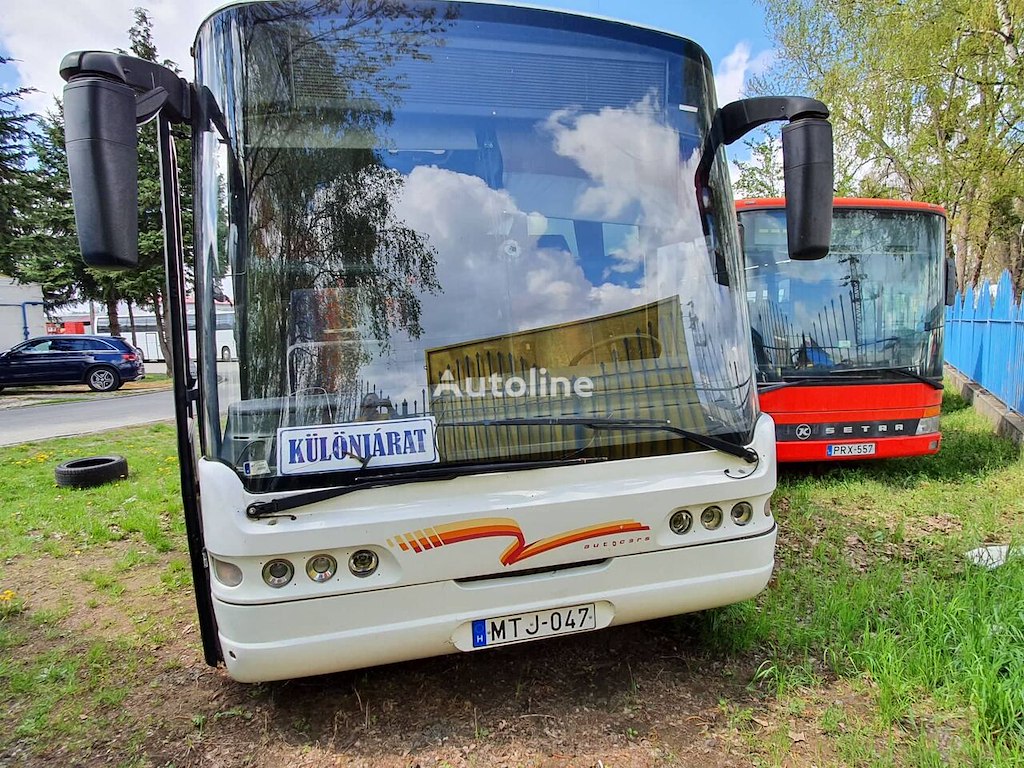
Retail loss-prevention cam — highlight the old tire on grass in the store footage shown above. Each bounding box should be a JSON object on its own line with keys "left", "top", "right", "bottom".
{"left": 55, "top": 455, "right": 129, "bottom": 488}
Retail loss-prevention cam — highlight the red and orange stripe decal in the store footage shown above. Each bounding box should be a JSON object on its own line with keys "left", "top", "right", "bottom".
{"left": 387, "top": 517, "right": 650, "bottom": 566}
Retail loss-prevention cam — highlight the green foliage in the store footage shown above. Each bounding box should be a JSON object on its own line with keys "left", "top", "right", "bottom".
{"left": 0, "top": 423, "right": 185, "bottom": 560}
{"left": 691, "top": 390, "right": 1024, "bottom": 761}
{"left": 755, "top": 0, "right": 1024, "bottom": 292}
{"left": 7, "top": 9, "right": 192, "bottom": 368}
{"left": 0, "top": 57, "right": 36, "bottom": 276}
{"left": 734, "top": 128, "right": 784, "bottom": 199}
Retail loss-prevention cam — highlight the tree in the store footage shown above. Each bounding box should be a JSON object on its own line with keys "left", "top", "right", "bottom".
{"left": 113, "top": 6, "right": 194, "bottom": 371}
{"left": 734, "top": 129, "right": 784, "bottom": 199}
{"left": 0, "top": 57, "right": 35, "bottom": 276}
{"left": 230, "top": 1, "right": 449, "bottom": 398}
{"left": 755, "top": 0, "right": 1024, "bottom": 293}
{"left": 8, "top": 9, "right": 192, "bottom": 372}
{"left": 16, "top": 105, "right": 104, "bottom": 309}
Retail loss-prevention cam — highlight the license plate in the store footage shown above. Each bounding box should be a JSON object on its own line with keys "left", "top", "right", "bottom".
{"left": 827, "top": 442, "right": 876, "bottom": 457}
{"left": 470, "top": 603, "right": 597, "bottom": 649}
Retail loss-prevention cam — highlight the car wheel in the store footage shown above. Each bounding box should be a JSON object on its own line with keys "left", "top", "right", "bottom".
{"left": 86, "top": 366, "right": 121, "bottom": 392}
{"left": 221, "top": 346, "right": 231, "bottom": 361}
{"left": 54, "top": 455, "right": 129, "bottom": 488}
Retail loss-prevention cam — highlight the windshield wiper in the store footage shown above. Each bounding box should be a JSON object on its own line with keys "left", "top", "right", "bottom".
{"left": 758, "top": 376, "right": 834, "bottom": 394}
{"left": 245, "top": 457, "right": 608, "bottom": 520}
{"left": 439, "top": 416, "right": 758, "bottom": 464}
{"left": 830, "top": 366, "right": 943, "bottom": 389}
{"left": 760, "top": 367, "right": 943, "bottom": 393}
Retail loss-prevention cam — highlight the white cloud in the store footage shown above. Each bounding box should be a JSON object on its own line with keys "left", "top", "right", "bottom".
{"left": 713, "top": 41, "right": 773, "bottom": 106}
{"left": 0, "top": 1, "right": 220, "bottom": 116}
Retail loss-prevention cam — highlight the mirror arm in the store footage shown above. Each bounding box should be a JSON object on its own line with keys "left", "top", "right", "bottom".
{"left": 59, "top": 51, "right": 191, "bottom": 124}
{"left": 696, "top": 96, "right": 829, "bottom": 185}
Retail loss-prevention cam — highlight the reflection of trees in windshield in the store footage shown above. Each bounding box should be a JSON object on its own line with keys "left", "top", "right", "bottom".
{"left": 743, "top": 208, "right": 945, "bottom": 379}
{"left": 200, "top": 2, "right": 766, "bottom": 480}
{"left": 230, "top": 1, "right": 453, "bottom": 398}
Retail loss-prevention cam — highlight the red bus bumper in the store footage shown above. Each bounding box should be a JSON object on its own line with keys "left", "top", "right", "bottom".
{"left": 760, "top": 382, "right": 943, "bottom": 463}
{"left": 776, "top": 433, "right": 941, "bottom": 462}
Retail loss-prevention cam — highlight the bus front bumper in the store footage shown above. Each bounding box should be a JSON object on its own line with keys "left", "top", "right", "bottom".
{"left": 776, "top": 433, "right": 941, "bottom": 462}
{"left": 214, "top": 525, "right": 776, "bottom": 683}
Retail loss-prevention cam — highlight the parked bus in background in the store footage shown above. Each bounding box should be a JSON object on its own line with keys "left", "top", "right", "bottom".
{"left": 95, "top": 306, "right": 236, "bottom": 362}
{"left": 736, "top": 198, "right": 955, "bottom": 462}
{"left": 61, "top": 0, "right": 833, "bottom": 682}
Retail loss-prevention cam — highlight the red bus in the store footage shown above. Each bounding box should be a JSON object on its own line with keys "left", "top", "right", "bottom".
{"left": 737, "top": 198, "right": 953, "bottom": 462}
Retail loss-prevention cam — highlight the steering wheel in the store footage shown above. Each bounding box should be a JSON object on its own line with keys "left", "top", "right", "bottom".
{"left": 568, "top": 334, "right": 662, "bottom": 366}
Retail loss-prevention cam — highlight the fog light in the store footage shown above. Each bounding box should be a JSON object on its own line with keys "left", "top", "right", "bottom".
{"left": 731, "top": 501, "right": 754, "bottom": 525}
{"left": 211, "top": 556, "right": 243, "bottom": 587}
{"left": 349, "top": 549, "right": 379, "bottom": 577}
{"left": 262, "top": 559, "right": 294, "bottom": 588}
{"left": 669, "top": 509, "right": 693, "bottom": 535}
{"left": 306, "top": 554, "right": 338, "bottom": 583}
{"left": 701, "top": 505, "right": 723, "bottom": 530}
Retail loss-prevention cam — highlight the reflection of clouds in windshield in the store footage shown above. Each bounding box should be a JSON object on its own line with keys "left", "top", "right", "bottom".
{"left": 395, "top": 166, "right": 641, "bottom": 338}
{"left": 544, "top": 94, "right": 684, "bottom": 234}
{"left": 348, "top": 98, "right": 750, "bottom": 408}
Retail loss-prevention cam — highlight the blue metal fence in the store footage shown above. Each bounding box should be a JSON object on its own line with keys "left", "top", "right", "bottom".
{"left": 945, "top": 270, "right": 1024, "bottom": 415}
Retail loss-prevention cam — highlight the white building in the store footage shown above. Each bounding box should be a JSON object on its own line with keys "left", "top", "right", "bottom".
{"left": 0, "top": 276, "right": 46, "bottom": 350}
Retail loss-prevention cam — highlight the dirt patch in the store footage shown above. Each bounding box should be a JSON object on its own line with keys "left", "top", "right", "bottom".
{"left": 1, "top": 539, "right": 928, "bottom": 768}
{"left": 0, "top": 545, "right": 807, "bottom": 768}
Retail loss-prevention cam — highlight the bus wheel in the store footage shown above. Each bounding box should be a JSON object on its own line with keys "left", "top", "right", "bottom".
{"left": 55, "top": 455, "right": 129, "bottom": 488}
{"left": 86, "top": 366, "right": 121, "bottom": 392}
{"left": 221, "top": 346, "right": 231, "bottom": 361}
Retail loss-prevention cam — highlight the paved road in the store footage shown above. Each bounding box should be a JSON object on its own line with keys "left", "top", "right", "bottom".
{"left": 0, "top": 389, "right": 175, "bottom": 445}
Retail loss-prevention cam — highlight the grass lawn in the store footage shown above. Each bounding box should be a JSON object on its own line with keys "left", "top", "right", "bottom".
{"left": 0, "top": 391, "right": 1022, "bottom": 767}
{"left": 689, "top": 388, "right": 1024, "bottom": 765}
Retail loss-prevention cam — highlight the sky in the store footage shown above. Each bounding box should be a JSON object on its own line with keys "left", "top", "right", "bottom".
{"left": 0, "top": 0, "right": 775, "bottom": 117}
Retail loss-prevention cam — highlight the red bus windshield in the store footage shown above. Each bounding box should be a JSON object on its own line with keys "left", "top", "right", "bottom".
{"left": 739, "top": 205, "right": 946, "bottom": 383}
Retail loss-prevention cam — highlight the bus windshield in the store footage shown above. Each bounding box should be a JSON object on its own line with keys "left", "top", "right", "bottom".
{"left": 740, "top": 206, "right": 946, "bottom": 383}
{"left": 194, "top": 0, "right": 754, "bottom": 489}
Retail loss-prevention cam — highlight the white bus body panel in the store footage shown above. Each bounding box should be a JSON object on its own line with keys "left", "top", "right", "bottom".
{"left": 198, "top": 413, "right": 778, "bottom": 682}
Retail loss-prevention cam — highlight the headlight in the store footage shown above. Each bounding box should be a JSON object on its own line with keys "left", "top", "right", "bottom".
{"left": 306, "top": 554, "right": 338, "bottom": 583}
{"left": 211, "top": 556, "right": 243, "bottom": 587}
{"left": 349, "top": 549, "right": 379, "bottom": 577}
{"left": 916, "top": 416, "right": 941, "bottom": 435}
{"left": 669, "top": 509, "right": 693, "bottom": 535}
{"left": 700, "top": 505, "right": 723, "bottom": 530}
{"left": 731, "top": 501, "right": 754, "bottom": 525}
{"left": 262, "top": 559, "right": 294, "bottom": 588}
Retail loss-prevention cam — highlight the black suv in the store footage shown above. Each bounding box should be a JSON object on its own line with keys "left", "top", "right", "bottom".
{"left": 0, "top": 335, "right": 146, "bottom": 392}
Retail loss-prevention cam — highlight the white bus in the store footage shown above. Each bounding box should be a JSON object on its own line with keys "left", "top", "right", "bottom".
{"left": 96, "top": 308, "right": 236, "bottom": 362}
{"left": 61, "top": 0, "right": 832, "bottom": 682}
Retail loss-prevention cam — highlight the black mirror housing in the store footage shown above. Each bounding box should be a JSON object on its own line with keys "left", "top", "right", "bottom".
{"left": 697, "top": 96, "right": 834, "bottom": 278}
{"left": 64, "top": 76, "right": 140, "bottom": 269}
{"left": 61, "top": 51, "right": 191, "bottom": 271}
{"left": 945, "top": 257, "right": 957, "bottom": 305}
{"left": 782, "top": 117, "right": 833, "bottom": 260}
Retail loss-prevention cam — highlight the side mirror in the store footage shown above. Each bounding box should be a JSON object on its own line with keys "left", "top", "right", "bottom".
{"left": 64, "top": 76, "right": 140, "bottom": 269}
{"left": 781, "top": 117, "right": 833, "bottom": 260}
{"left": 60, "top": 51, "right": 191, "bottom": 271}
{"left": 698, "top": 96, "right": 834, "bottom": 279}
{"left": 944, "top": 256, "right": 957, "bottom": 306}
